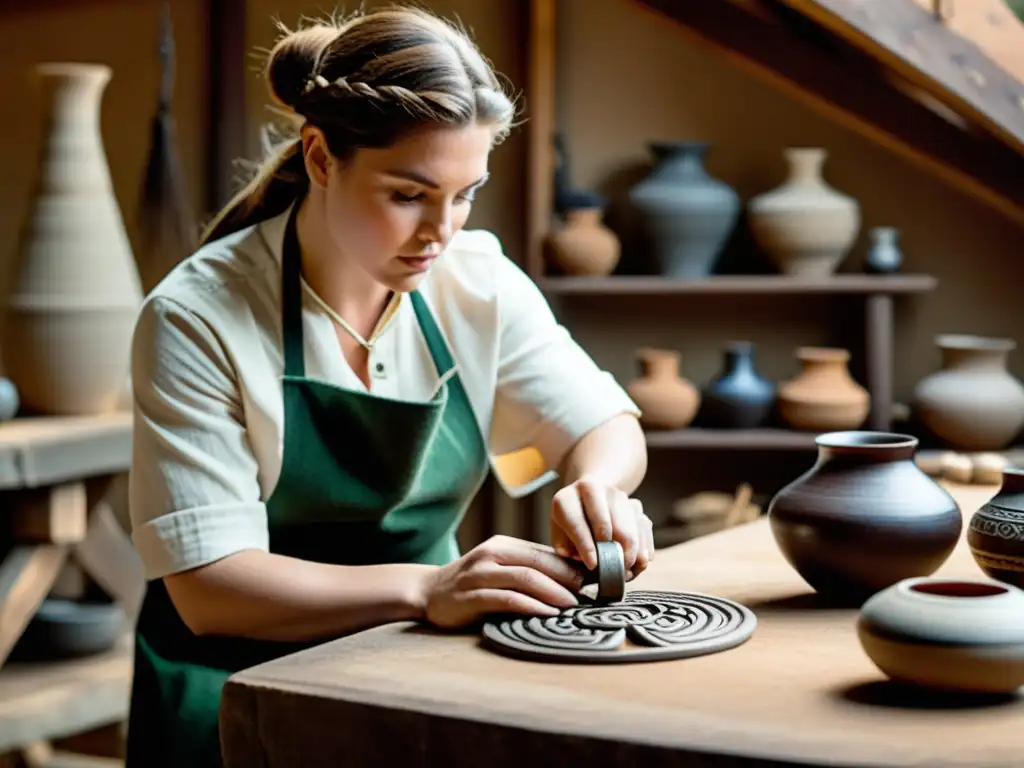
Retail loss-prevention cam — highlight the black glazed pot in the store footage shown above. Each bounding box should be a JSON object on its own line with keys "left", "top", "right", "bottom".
{"left": 700, "top": 341, "right": 775, "bottom": 429}
{"left": 767, "top": 431, "right": 963, "bottom": 605}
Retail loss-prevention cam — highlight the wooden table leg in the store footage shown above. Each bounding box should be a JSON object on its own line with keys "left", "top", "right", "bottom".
{"left": 0, "top": 482, "right": 89, "bottom": 668}
{"left": 72, "top": 501, "right": 144, "bottom": 623}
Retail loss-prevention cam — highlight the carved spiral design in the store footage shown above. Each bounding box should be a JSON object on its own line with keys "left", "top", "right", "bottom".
{"left": 481, "top": 589, "right": 757, "bottom": 663}
{"left": 574, "top": 602, "right": 667, "bottom": 629}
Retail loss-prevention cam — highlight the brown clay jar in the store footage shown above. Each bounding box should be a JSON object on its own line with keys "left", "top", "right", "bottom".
{"left": 777, "top": 347, "right": 869, "bottom": 431}
{"left": 626, "top": 348, "right": 700, "bottom": 430}
{"left": 968, "top": 467, "right": 1024, "bottom": 587}
{"left": 545, "top": 207, "right": 621, "bottom": 276}
{"left": 768, "top": 431, "right": 962, "bottom": 605}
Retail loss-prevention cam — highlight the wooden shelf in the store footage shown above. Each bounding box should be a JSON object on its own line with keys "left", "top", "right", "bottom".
{"left": 537, "top": 274, "right": 938, "bottom": 295}
{"left": 0, "top": 633, "right": 132, "bottom": 752}
{"left": 0, "top": 412, "right": 132, "bottom": 490}
{"left": 644, "top": 428, "right": 819, "bottom": 450}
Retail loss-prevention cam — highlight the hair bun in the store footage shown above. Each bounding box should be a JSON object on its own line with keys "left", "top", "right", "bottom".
{"left": 266, "top": 24, "right": 340, "bottom": 110}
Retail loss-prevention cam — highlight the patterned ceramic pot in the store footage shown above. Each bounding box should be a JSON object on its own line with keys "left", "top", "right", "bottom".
{"left": 968, "top": 467, "right": 1024, "bottom": 587}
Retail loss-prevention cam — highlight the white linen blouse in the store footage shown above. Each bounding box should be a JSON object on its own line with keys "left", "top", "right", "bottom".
{"left": 128, "top": 206, "right": 639, "bottom": 580}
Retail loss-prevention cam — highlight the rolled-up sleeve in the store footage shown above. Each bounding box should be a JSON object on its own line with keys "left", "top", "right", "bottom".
{"left": 129, "top": 295, "right": 269, "bottom": 581}
{"left": 485, "top": 234, "right": 640, "bottom": 470}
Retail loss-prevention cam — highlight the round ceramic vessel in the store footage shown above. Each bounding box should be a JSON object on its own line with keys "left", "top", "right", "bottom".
{"left": 912, "top": 335, "right": 1024, "bottom": 451}
{"left": 968, "top": 467, "right": 1024, "bottom": 587}
{"left": 858, "top": 576, "right": 1024, "bottom": 693}
{"left": 768, "top": 431, "right": 962, "bottom": 604}
{"left": 700, "top": 341, "right": 775, "bottom": 429}
{"left": 629, "top": 141, "right": 740, "bottom": 278}
{"left": 747, "top": 147, "right": 860, "bottom": 277}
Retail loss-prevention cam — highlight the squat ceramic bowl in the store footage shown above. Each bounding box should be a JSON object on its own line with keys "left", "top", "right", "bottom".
{"left": 858, "top": 576, "right": 1024, "bottom": 694}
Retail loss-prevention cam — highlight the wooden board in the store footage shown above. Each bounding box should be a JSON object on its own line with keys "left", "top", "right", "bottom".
{"left": 783, "top": 0, "right": 1024, "bottom": 155}
{"left": 644, "top": 428, "right": 818, "bottom": 450}
{"left": 908, "top": 0, "right": 1024, "bottom": 87}
{"left": 537, "top": 274, "right": 938, "bottom": 295}
{"left": 0, "top": 414, "right": 131, "bottom": 491}
{"left": 0, "top": 634, "right": 132, "bottom": 753}
{"left": 221, "top": 483, "right": 1022, "bottom": 768}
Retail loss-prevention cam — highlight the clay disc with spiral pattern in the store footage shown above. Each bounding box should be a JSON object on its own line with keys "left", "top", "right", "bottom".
{"left": 481, "top": 590, "right": 757, "bottom": 663}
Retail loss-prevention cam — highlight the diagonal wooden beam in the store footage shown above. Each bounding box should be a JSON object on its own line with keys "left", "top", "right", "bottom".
{"left": 782, "top": 0, "right": 1024, "bottom": 157}
{"left": 630, "top": 0, "right": 1024, "bottom": 227}
{"left": 0, "top": 546, "right": 69, "bottom": 666}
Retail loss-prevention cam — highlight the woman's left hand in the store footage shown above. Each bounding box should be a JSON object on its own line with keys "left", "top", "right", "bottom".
{"left": 549, "top": 477, "right": 654, "bottom": 579}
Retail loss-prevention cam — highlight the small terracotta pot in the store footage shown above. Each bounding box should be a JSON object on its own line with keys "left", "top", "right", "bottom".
{"left": 777, "top": 347, "right": 869, "bottom": 431}
{"left": 968, "top": 467, "right": 1024, "bottom": 587}
{"left": 768, "top": 431, "right": 963, "bottom": 604}
{"left": 858, "top": 576, "right": 1024, "bottom": 693}
{"left": 626, "top": 348, "right": 700, "bottom": 430}
{"left": 545, "top": 207, "right": 620, "bottom": 276}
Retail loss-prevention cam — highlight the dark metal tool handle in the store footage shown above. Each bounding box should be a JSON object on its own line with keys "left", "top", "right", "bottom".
{"left": 580, "top": 540, "right": 626, "bottom": 603}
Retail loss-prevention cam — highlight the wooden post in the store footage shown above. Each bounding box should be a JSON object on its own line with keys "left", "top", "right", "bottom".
{"left": 526, "top": 0, "right": 557, "bottom": 279}
{"left": 206, "top": 0, "right": 247, "bottom": 212}
{"left": 865, "top": 293, "right": 894, "bottom": 431}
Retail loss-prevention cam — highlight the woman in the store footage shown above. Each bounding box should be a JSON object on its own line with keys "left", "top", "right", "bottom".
{"left": 125, "top": 7, "right": 650, "bottom": 767}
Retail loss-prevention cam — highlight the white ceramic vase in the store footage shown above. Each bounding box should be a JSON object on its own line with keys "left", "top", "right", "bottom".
{"left": 912, "top": 335, "right": 1024, "bottom": 451}
{"left": 858, "top": 576, "right": 1024, "bottom": 693}
{"left": 747, "top": 148, "right": 861, "bottom": 277}
{"left": 3, "top": 63, "right": 143, "bottom": 415}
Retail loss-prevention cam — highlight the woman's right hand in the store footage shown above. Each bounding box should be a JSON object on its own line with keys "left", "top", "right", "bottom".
{"left": 421, "top": 535, "right": 586, "bottom": 629}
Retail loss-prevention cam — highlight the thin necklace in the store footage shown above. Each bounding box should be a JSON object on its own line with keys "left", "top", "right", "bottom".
{"left": 300, "top": 275, "right": 400, "bottom": 351}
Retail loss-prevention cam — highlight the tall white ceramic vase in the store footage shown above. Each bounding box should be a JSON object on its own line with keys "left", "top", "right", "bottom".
{"left": 4, "top": 63, "right": 143, "bottom": 415}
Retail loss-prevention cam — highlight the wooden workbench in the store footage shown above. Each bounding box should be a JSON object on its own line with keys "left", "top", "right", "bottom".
{"left": 220, "top": 482, "right": 1023, "bottom": 767}
{"left": 0, "top": 412, "right": 139, "bottom": 762}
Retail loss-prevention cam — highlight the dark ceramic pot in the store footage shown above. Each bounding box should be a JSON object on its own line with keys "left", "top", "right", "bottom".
{"left": 13, "top": 597, "right": 123, "bottom": 660}
{"left": 768, "top": 431, "right": 962, "bottom": 604}
{"left": 628, "top": 141, "right": 740, "bottom": 278}
{"left": 968, "top": 467, "right": 1024, "bottom": 587}
{"left": 700, "top": 341, "right": 775, "bottom": 429}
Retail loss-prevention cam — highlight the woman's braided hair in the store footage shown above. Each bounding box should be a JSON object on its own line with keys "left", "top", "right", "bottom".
{"left": 200, "top": 5, "right": 518, "bottom": 245}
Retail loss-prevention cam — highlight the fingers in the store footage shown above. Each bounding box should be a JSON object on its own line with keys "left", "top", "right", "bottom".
{"left": 551, "top": 480, "right": 656, "bottom": 576}
{"left": 478, "top": 536, "right": 586, "bottom": 592}
{"left": 608, "top": 491, "right": 640, "bottom": 571}
{"left": 633, "top": 499, "right": 655, "bottom": 574}
{"left": 551, "top": 485, "right": 598, "bottom": 569}
{"left": 577, "top": 481, "right": 613, "bottom": 542}
{"left": 462, "top": 563, "right": 579, "bottom": 609}
{"left": 460, "top": 588, "right": 562, "bottom": 618}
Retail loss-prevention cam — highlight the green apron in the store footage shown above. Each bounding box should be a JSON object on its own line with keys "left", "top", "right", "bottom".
{"left": 125, "top": 207, "right": 489, "bottom": 767}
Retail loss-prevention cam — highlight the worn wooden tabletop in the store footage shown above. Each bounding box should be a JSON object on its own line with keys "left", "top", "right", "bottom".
{"left": 221, "top": 481, "right": 1023, "bottom": 767}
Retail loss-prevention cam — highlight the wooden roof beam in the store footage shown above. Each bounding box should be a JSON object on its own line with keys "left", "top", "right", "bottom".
{"left": 631, "top": 0, "right": 1024, "bottom": 227}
